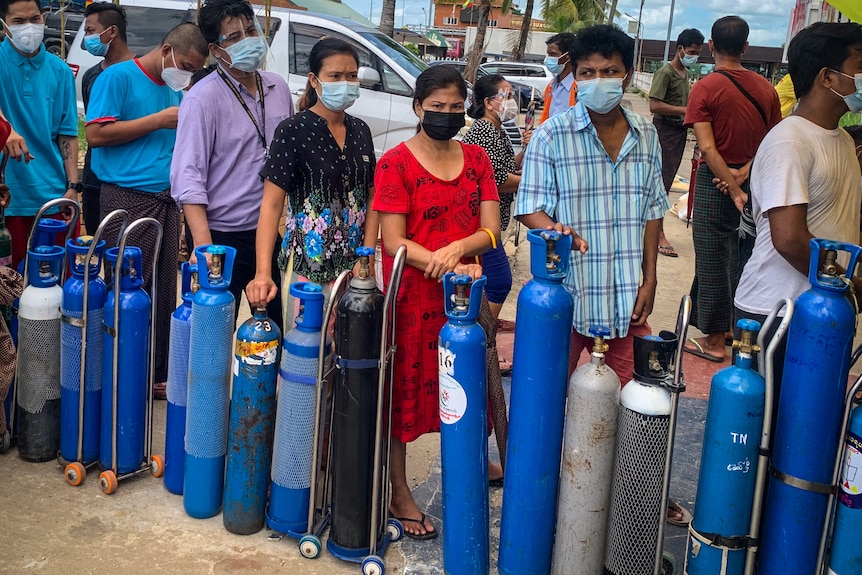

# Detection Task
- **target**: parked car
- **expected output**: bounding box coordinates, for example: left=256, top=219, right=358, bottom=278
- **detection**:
left=67, top=0, right=428, bottom=157
left=479, top=61, right=554, bottom=98
left=43, top=7, right=85, bottom=58
left=429, top=60, right=543, bottom=111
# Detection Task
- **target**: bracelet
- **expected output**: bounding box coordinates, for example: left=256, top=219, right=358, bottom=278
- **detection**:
left=478, top=227, right=497, bottom=249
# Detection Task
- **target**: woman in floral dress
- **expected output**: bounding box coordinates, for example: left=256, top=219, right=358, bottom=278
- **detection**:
left=246, top=38, right=378, bottom=310
left=374, top=65, right=500, bottom=539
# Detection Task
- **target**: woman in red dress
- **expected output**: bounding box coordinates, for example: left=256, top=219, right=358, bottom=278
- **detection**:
left=374, top=65, right=500, bottom=539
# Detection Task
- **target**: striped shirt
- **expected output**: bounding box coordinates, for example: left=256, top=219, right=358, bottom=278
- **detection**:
left=514, top=101, right=668, bottom=338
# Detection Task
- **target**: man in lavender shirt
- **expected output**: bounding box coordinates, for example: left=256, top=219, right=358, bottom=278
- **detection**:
left=171, top=0, right=293, bottom=330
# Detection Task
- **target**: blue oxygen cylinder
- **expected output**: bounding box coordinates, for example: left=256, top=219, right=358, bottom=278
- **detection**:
left=499, top=229, right=574, bottom=575
left=16, top=245, right=65, bottom=462
left=184, top=245, right=237, bottom=519
left=100, top=247, right=150, bottom=474
left=223, top=308, right=282, bottom=535
left=164, top=262, right=196, bottom=495
left=439, top=273, right=489, bottom=575
left=759, top=239, right=861, bottom=574
left=685, top=319, right=765, bottom=575
left=266, top=282, right=328, bottom=536
left=827, top=402, right=862, bottom=575
left=60, top=236, right=107, bottom=466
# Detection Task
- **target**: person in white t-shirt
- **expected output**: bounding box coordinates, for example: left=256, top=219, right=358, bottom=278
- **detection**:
left=733, top=21, right=862, bottom=391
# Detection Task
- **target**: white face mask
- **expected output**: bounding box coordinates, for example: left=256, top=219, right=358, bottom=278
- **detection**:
left=2, top=20, right=44, bottom=54
left=494, top=96, right=518, bottom=123
left=161, top=47, right=193, bottom=91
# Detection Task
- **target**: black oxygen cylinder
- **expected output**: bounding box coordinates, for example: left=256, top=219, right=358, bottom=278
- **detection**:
left=329, top=248, right=385, bottom=552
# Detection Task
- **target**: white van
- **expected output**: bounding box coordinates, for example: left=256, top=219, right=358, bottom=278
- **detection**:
left=66, top=0, right=427, bottom=157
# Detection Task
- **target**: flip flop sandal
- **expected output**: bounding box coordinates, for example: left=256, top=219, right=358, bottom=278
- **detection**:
left=683, top=337, right=724, bottom=363
left=666, top=499, right=692, bottom=527
left=394, top=512, right=438, bottom=540
left=659, top=244, right=679, bottom=258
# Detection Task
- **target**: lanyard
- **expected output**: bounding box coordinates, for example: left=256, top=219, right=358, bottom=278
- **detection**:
left=217, top=67, right=267, bottom=153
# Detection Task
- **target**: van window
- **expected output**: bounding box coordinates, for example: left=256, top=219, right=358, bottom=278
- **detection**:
left=524, top=66, right=547, bottom=77
left=289, top=24, right=373, bottom=76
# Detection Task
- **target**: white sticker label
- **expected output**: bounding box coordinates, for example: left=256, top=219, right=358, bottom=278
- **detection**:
left=438, top=346, right=456, bottom=377
left=439, top=372, right=467, bottom=425
left=233, top=357, right=239, bottom=377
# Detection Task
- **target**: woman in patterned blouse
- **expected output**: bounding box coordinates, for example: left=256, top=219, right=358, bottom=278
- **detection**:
left=247, top=38, right=378, bottom=311
left=462, top=75, right=529, bottom=326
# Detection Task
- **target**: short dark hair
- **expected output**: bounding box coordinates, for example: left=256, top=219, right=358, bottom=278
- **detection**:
left=198, top=0, right=254, bottom=46
left=467, top=73, right=506, bottom=119
left=414, top=63, right=467, bottom=106
left=711, top=15, right=749, bottom=56
left=298, top=37, right=359, bottom=111
left=788, top=22, right=862, bottom=99
left=546, top=32, right=576, bottom=55
left=676, top=28, right=704, bottom=49
left=570, top=24, right=634, bottom=72
left=161, top=22, right=208, bottom=58
left=85, top=2, right=128, bottom=43
left=0, top=0, right=40, bottom=20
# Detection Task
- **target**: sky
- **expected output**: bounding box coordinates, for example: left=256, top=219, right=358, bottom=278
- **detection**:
left=342, top=0, right=795, bottom=48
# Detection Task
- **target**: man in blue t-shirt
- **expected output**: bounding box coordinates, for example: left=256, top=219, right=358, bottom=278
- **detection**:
left=86, top=22, right=207, bottom=397
left=0, top=0, right=79, bottom=267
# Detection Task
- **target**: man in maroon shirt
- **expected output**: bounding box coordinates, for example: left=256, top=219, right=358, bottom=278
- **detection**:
left=683, top=15, right=781, bottom=362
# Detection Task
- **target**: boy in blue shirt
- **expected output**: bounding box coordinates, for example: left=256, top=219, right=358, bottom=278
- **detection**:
left=86, top=22, right=207, bottom=398
left=0, top=0, right=79, bottom=266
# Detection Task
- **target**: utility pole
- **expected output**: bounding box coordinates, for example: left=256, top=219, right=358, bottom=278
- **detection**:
left=662, top=0, right=676, bottom=63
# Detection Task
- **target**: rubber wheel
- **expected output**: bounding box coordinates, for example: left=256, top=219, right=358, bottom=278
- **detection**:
left=99, top=470, right=118, bottom=495
left=362, top=555, right=385, bottom=575
left=0, top=431, right=10, bottom=452
left=150, top=454, right=164, bottom=478
left=386, top=518, right=404, bottom=542
left=298, top=535, right=321, bottom=559
left=64, top=461, right=86, bottom=486
left=662, top=551, right=678, bottom=575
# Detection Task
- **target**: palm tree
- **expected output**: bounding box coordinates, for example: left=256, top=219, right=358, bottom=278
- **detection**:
left=380, top=0, right=396, bottom=37
left=464, top=0, right=514, bottom=83
left=464, top=0, right=492, bottom=84
left=511, top=0, right=533, bottom=60
left=542, top=0, right=604, bottom=32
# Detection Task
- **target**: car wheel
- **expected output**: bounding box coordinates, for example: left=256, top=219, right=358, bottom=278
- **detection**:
left=46, top=43, right=62, bottom=57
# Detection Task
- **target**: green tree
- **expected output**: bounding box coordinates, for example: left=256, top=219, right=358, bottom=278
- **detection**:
left=542, top=0, right=605, bottom=32
left=511, top=0, right=533, bottom=60
left=464, top=0, right=513, bottom=83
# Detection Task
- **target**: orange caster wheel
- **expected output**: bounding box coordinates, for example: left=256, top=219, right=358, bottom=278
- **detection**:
left=150, top=454, right=164, bottom=478
left=64, top=462, right=86, bottom=486
left=99, top=470, right=118, bottom=495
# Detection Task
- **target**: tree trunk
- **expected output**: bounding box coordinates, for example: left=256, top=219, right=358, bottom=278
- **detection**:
left=607, top=0, right=618, bottom=26
left=464, top=0, right=491, bottom=84
left=380, top=0, right=396, bottom=38
left=512, top=0, right=533, bottom=61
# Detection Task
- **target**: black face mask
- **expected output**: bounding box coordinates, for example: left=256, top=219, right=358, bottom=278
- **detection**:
left=421, top=110, right=466, bottom=140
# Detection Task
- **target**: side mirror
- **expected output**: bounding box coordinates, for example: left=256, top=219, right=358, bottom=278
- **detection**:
left=358, top=66, right=381, bottom=88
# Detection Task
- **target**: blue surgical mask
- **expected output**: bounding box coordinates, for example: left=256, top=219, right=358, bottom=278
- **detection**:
left=223, top=36, right=266, bottom=73
left=544, top=52, right=568, bottom=76
left=681, top=54, right=698, bottom=68
left=577, top=76, right=626, bottom=115
left=84, top=27, right=113, bottom=57
left=316, top=79, right=360, bottom=112
left=830, top=69, right=862, bottom=114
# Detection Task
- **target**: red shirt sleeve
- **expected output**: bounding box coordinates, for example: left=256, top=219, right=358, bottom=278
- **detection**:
left=684, top=79, right=713, bottom=127
left=0, top=117, right=10, bottom=149
left=373, top=144, right=411, bottom=214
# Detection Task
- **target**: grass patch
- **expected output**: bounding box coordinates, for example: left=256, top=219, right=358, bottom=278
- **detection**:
left=78, top=117, right=87, bottom=154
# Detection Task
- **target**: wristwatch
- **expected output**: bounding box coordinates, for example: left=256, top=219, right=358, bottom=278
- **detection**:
left=66, top=181, right=83, bottom=192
